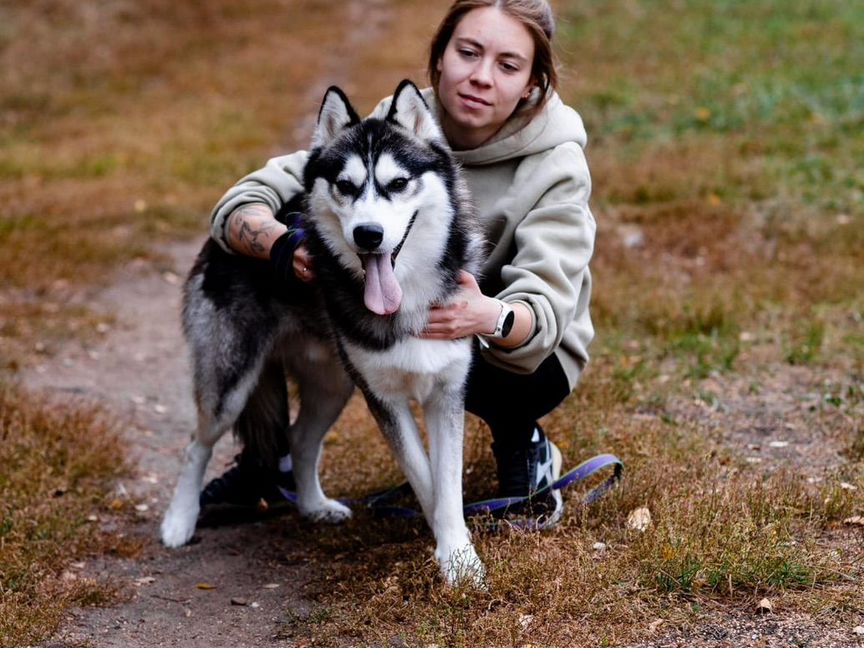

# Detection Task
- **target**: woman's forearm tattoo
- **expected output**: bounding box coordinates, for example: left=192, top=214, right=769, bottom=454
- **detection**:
left=228, top=204, right=286, bottom=258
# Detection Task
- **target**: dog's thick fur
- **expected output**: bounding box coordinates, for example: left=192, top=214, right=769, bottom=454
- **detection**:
left=161, top=81, right=486, bottom=584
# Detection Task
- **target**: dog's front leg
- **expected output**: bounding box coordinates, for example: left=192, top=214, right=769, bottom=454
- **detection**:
left=367, top=396, right=436, bottom=525
left=425, top=383, right=485, bottom=587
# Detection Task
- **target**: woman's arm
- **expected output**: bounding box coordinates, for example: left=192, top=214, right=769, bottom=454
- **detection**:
left=489, top=142, right=595, bottom=369
left=422, top=271, right=535, bottom=348
left=209, top=151, right=309, bottom=254
left=423, top=142, right=595, bottom=367
left=225, top=203, right=287, bottom=259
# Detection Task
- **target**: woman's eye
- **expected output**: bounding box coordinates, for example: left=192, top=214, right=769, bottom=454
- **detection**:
left=336, top=180, right=356, bottom=195
left=387, top=178, right=409, bottom=193
left=458, top=48, right=478, bottom=59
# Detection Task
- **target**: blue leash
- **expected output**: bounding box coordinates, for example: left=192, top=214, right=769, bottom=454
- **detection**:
left=277, top=453, right=623, bottom=521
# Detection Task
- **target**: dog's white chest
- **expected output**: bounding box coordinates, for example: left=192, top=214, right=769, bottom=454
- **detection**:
left=345, top=337, right=471, bottom=403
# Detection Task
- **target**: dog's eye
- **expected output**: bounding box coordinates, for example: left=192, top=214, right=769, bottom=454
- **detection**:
left=387, top=178, right=409, bottom=193
left=335, top=179, right=357, bottom=196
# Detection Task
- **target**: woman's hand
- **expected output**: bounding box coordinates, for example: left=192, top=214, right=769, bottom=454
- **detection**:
left=421, top=271, right=501, bottom=340
left=293, top=245, right=315, bottom=282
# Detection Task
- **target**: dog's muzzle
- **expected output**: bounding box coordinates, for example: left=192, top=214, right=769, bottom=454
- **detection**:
left=354, top=223, right=384, bottom=252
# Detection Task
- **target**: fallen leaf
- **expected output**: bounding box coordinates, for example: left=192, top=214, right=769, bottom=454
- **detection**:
left=230, top=597, right=248, bottom=606
left=134, top=576, right=156, bottom=586
left=843, top=516, right=864, bottom=526
left=648, top=619, right=663, bottom=632
left=853, top=625, right=864, bottom=635
left=109, top=498, right=124, bottom=511
left=262, top=583, right=280, bottom=589
left=757, top=597, right=773, bottom=614
left=627, top=507, right=652, bottom=532
left=196, top=583, right=216, bottom=590
left=768, top=441, right=789, bottom=448
left=518, top=614, right=534, bottom=630
left=592, top=542, right=607, bottom=552
left=840, top=482, right=858, bottom=491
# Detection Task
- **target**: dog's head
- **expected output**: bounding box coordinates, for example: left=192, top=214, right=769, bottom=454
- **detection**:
left=304, top=80, right=456, bottom=316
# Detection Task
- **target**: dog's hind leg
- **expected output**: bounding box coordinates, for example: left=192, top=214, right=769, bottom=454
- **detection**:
left=160, top=416, right=220, bottom=548
left=425, top=383, right=485, bottom=586
left=289, top=356, right=355, bottom=522
left=161, top=345, right=272, bottom=547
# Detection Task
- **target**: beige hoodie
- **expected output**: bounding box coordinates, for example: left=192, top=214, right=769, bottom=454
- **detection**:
left=210, top=90, right=595, bottom=390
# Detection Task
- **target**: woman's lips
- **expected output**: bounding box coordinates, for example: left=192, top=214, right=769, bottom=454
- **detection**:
left=458, top=93, right=491, bottom=108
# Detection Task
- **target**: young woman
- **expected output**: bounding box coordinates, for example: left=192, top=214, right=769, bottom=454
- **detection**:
left=201, top=0, right=595, bottom=528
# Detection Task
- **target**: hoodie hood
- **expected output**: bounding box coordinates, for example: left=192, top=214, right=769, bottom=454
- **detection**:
left=419, top=87, right=587, bottom=166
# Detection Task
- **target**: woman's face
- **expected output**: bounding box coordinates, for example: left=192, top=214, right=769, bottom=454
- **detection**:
left=436, top=6, right=535, bottom=149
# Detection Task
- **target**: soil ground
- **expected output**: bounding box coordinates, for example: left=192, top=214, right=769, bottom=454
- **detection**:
left=26, top=241, right=327, bottom=648
left=24, top=237, right=864, bottom=648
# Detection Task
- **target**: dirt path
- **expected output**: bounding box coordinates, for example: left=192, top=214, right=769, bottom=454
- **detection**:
left=26, top=242, right=322, bottom=648
left=24, top=3, right=394, bottom=646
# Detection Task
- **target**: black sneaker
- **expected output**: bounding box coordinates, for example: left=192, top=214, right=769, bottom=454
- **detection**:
left=199, top=452, right=296, bottom=513
left=492, top=427, right=564, bottom=529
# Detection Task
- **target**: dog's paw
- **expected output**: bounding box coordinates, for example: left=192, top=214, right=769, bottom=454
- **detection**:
left=438, top=543, right=486, bottom=589
left=300, top=498, right=352, bottom=523
left=160, top=510, right=197, bottom=548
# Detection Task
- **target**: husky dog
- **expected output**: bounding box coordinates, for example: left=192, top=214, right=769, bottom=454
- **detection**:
left=161, top=81, right=486, bottom=585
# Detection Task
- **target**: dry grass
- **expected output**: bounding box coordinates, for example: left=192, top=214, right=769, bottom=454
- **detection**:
left=0, top=383, right=139, bottom=647
left=289, top=362, right=862, bottom=646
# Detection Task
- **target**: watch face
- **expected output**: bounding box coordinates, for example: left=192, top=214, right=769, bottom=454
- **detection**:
left=501, top=310, right=516, bottom=338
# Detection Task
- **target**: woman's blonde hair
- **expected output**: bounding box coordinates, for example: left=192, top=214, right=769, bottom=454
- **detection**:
left=427, top=0, right=558, bottom=120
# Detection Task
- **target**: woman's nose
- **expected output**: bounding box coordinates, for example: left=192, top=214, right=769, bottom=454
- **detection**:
left=469, top=58, right=494, bottom=87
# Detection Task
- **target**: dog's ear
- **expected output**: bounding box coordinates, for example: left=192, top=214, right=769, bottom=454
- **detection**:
left=312, top=86, right=360, bottom=149
left=386, top=80, right=444, bottom=143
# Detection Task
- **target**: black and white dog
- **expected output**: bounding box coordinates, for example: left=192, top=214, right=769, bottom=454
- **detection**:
left=161, top=81, right=486, bottom=585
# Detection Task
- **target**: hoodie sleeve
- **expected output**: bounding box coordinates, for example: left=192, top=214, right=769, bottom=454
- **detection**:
left=209, top=150, right=310, bottom=253
left=483, top=141, right=596, bottom=374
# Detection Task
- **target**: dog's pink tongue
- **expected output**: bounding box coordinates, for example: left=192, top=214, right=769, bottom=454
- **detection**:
left=362, top=252, right=402, bottom=315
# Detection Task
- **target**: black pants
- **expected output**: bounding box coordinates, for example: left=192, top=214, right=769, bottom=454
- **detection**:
left=464, top=347, right=571, bottom=453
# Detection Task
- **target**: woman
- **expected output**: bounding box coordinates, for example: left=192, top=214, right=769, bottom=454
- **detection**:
left=201, top=0, right=595, bottom=528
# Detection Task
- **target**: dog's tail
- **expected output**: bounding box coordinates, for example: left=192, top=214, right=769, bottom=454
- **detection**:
left=235, top=358, right=290, bottom=470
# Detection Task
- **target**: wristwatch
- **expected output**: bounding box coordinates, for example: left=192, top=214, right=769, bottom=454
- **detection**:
left=485, top=300, right=515, bottom=340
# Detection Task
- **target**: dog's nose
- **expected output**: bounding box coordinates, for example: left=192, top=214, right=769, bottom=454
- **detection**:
left=353, top=223, right=384, bottom=251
